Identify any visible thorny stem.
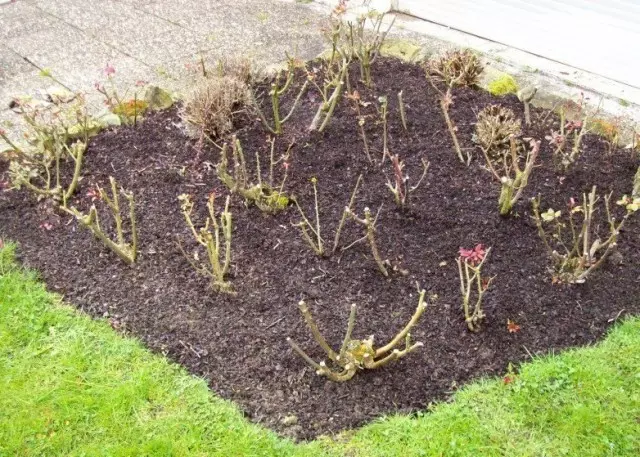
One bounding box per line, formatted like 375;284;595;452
297;300;339;362
426;73;470;166
379;96;389;162
398;90;408;131
352;12;395;86
61;142;86;207
309;56;350;132
268;137;276;186
179;194;233;292
357;117;373;163
286;337;325;372
217;137;290;214
347;205;388;276
294;178;324;256
333;174;363;253
338;304;357;361
531;196;553;255
440;92;468;165
386;155;430;208
457;248;492;331
253;59;308;135
375;289;427;356
63;177;137;264
319;79;345;133
497;138;540;216
281;80;310;124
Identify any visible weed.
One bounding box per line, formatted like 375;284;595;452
428;50;483;88
473;104;522;164
591;117;621;154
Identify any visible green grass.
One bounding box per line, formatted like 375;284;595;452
1;241;638;456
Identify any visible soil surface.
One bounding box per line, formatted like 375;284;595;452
1;59;639;440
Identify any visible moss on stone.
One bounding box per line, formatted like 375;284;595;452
487;74;518;96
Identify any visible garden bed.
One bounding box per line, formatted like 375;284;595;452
1;58;638;440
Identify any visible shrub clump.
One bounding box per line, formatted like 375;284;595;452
474;104;522;161
428;49;483;87
181;63;252;139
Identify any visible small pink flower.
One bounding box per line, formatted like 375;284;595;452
0;128;5;136
40;222;53;231
459;244;486;265
135;80;147;87
283;162;290;171
103;64;116;77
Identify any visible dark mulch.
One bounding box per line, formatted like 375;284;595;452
1;59;638;440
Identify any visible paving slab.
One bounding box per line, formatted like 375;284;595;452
2;0;638;145
4;25;148;89
0;45;34;84
0;0;59;41
30;0;181;60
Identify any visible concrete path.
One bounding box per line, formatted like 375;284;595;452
2;0;639;142
1;0;327;121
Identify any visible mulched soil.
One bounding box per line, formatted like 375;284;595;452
1;58;639;440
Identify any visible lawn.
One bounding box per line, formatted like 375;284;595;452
1;241;638;456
